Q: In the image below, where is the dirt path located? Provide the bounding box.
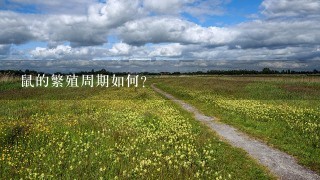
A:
[151,84,320,180]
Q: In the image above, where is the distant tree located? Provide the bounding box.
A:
[100,69,107,74]
[262,68,272,74]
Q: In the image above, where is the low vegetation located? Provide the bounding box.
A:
[154,75,320,174]
[0,79,273,179]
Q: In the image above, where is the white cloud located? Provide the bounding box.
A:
[143,0,192,14]
[191,45,320,61]
[257,61,307,69]
[45,15,110,47]
[261,0,320,18]
[143,0,226,19]
[30,45,92,60]
[232,19,320,49]
[88,0,145,28]
[0,0,149,47]
[1,0,320,61]
[184,0,226,18]
[8,0,96,14]
[149,43,184,57]
[0,11,35,44]
[118,17,238,46]
[109,43,135,55]
[0,11,107,46]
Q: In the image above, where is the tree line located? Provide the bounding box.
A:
[0,68,319,76]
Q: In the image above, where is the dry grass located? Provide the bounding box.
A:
[0,75,20,83]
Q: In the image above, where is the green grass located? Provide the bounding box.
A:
[0,79,274,179]
[152,75,320,174]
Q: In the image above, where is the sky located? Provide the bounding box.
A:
[0,0,320,72]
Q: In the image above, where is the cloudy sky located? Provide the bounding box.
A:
[0,0,320,71]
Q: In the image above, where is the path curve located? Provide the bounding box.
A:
[151,84,320,180]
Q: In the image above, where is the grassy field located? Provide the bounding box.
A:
[0,78,274,179]
[153,75,320,174]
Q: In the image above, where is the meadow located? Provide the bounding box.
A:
[153,75,320,174]
[0,77,274,179]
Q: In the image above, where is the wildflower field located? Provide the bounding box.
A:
[154,75,320,174]
[0,78,273,179]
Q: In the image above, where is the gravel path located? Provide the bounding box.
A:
[152,84,320,180]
